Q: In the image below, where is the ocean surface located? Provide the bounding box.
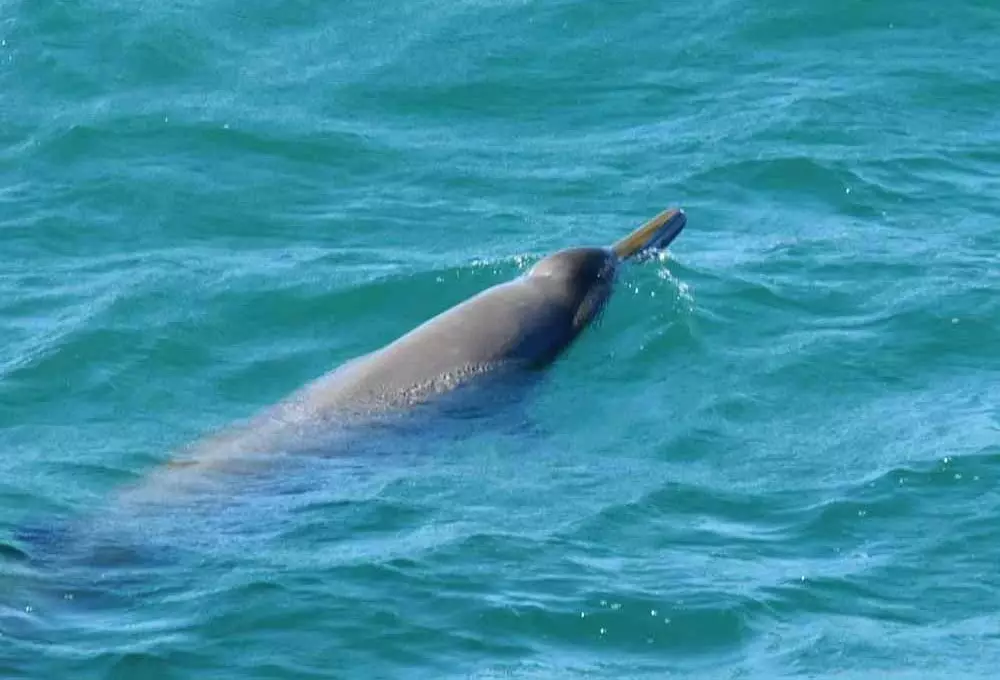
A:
[2,1,999,678]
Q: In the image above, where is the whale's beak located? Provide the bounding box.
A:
[611,208,687,260]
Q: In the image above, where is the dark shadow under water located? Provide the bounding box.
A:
[0,369,550,657]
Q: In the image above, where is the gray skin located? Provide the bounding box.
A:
[287,246,616,414]
[120,246,620,500]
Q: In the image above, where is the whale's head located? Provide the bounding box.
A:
[527,207,687,338]
[516,209,686,366]
[528,247,619,337]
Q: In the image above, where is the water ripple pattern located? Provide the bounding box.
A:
[2,0,999,678]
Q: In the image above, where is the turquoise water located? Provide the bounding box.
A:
[2,0,999,677]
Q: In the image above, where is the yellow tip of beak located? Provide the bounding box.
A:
[611,208,687,260]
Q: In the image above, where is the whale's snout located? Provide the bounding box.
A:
[611,208,686,260]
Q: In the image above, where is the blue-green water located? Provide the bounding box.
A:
[2,0,999,677]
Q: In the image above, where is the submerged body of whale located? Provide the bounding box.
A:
[0,209,687,660]
[5,209,687,570]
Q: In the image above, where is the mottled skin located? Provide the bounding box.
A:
[291,246,618,414]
